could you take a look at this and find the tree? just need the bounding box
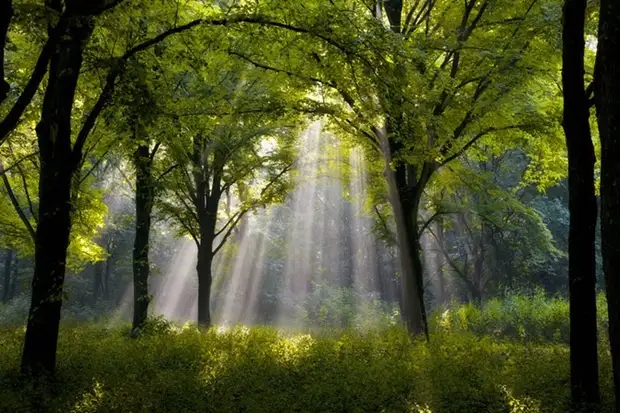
[160,62,301,326]
[595,0,620,408]
[222,0,560,337]
[562,0,600,409]
[18,0,215,375]
[109,59,173,333]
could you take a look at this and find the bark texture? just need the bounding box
[21,12,95,375]
[132,144,154,332]
[562,0,601,409]
[376,125,428,338]
[595,0,620,409]
[196,242,214,327]
[0,0,13,105]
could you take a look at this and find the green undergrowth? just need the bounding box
[0,319,614,413]
[431,291,609,345]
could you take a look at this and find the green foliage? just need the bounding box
[298,282,400,330]
[0,294,125,326]
[431,290,609,345]
[0,321,614,412]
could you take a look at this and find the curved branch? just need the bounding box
[0,161,36,241]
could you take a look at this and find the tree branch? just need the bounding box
[0,161,36,241]
[439,124,530,166]
[155,164,178,183]
[418,210,454,237]
[0,0,13,106]
[0,27,60,145]
[212,209,247,256]
[0,151,39,176]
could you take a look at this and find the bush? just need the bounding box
[0,324,614,413]
[430,291,608,345]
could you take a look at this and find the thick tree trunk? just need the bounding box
[21,13,94,376]
[376,126,427,338]
[595,0,620,409]
[0,0,13,105]
[561,0,601,409]
[2,250,13,303]
[196,242,214,327]
[132,144,154,332]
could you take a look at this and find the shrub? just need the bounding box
[0,324,614,413]
[430,291,608,345]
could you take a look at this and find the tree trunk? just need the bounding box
[0,0,13,105]
[132,144,154,332]
[562,0,601,409]
[196,242,214,327]
[595,0,620,409]
[20,12,94,376]
[2,250,13,303]
[376,126,427,338]
[93,261,103,302]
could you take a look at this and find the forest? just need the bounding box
[0,0,619,412]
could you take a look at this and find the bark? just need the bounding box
[376,126,428,338]
[0,0,13,105]
[132,144,154,332]
[383,0,403,32]
[196,241,214,327]
[21,12,94,375]
[595,0,620,410]
[2,250,13,303]
[561,0,601,409]
[191,135,222,327]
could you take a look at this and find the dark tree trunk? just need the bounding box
[20,12,94,376]
[595,0,620,409]
[190,135,222,328]
[562,0,601,409]
[196,242,214,327]
[93,261,103,301]
[377,125,428,338]
[132,144,154,332]
[369,0,428,338]
[2,250,13,303]
[0,0,13,105]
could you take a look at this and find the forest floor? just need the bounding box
[0,294,614,412]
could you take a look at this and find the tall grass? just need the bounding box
[0,293,614,412]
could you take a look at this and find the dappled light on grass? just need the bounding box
[0,319,610,413]
[72,380,105,413]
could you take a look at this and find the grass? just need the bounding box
[0,293,614,412]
